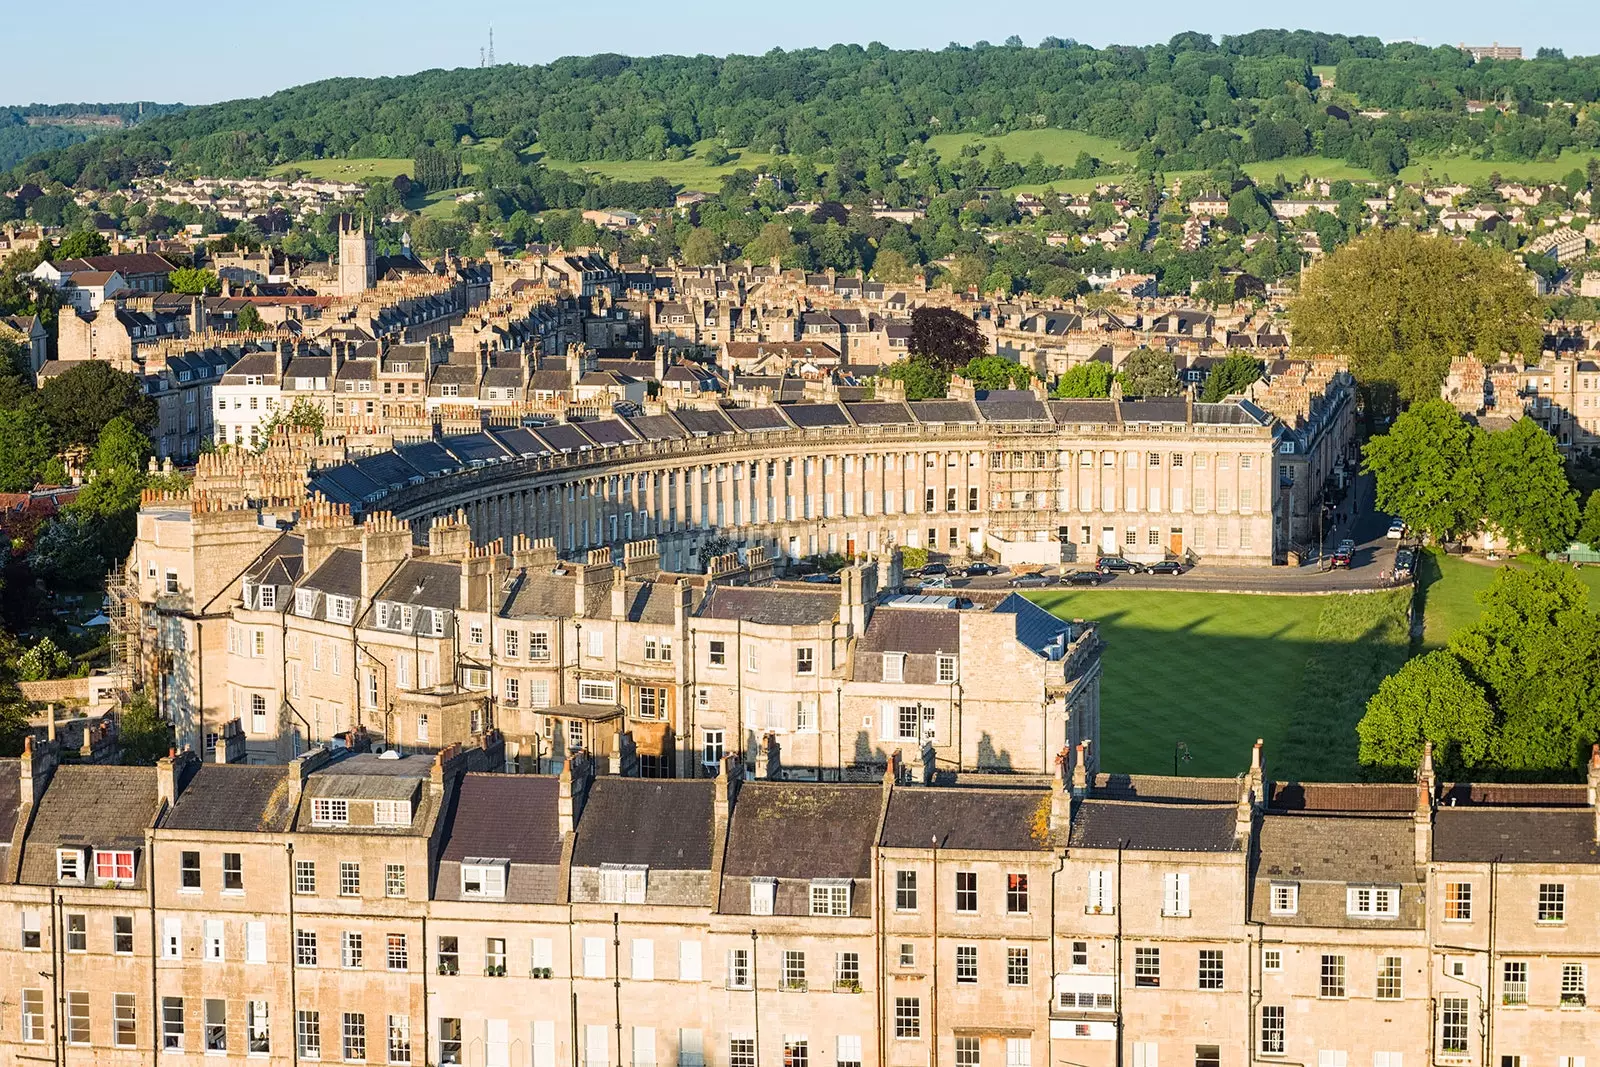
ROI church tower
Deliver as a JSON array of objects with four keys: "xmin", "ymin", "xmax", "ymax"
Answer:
[{"xmin": 337, "ymin": 215, "xmax": 376, "ymax": 296}]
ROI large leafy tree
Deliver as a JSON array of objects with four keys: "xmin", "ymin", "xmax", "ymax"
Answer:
[
  {"xmin": 1054, "ymin": 362, "xmax": 1114, "ymax": 398},
  {"xmin": 168, "ymin": 267, "xmax": 219, "ymax": 295},
  {"xmin": 908, "ymin": 306, "xmax": 986, "ymax": 371},
  {"xmin": 36, "ymin": 361, "xmax": 156, "ymax": 449},
  {"xmin": 54, "ymin": 230, "xmax": 110, "ymax": 259},
  {"xmin": 1199, "ymin": 352, "xmax": 1263, "ymax": 401},
  {"xmin": 1290, "ymin": 230, "xmax": 1543, "ymax": 406},
  {"xmin": 1362, "ymin": 400, "xmax": 1483, "ymax": 542},
  {"xmin": 1358, "ymin": 563, "xmax": 1600, "ymax": 780},
  {"xmin": 880, "ymin": 356, "xmax": 949, "ymax": 401},
  {"xmin": 1356, "ymin": 651, "xmax": 1495, "ymax": 778},
  {"xmin": 1117, "ymin": 348, "xmax": 1181, "ymax": 398},
  {"xmin": 961, "ymin": 356, "xmax": 1031, "ymax": 391},
  {"xmin": 1578, "ymin": 490, "xmax": 1600, "ymax": 548},
  {"xmin": 1475, "ymin": 417, "xmax": 1578, "ymax": 553},
  {"xmin": 0, "ymin": 407, "xmax": 51, "ymax": 492}
]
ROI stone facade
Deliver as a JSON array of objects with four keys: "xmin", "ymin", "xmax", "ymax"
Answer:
[{"xmin": 3, "ymin": 738, "xmax": 1599, "ymax": 1067}]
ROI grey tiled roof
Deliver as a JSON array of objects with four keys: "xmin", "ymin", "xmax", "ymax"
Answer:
[
  {"xmin": 726, "ymin": 407, "xmax": 791, "ymax": 432},
  {"xmin": 20, "ymin": 766, "xmax": 161, "ymax": 885},
  {"xmin": 377, "ymin": 560, "xmax": 463, "ymax": 610},
  {"xmin": 164, "ymin": 765, "xmax": 296, "ymax": 833},
  {"xmin": 990, "ymin": 593, "xmax": 1074, "ymax": 658},
  {"xmin": 1068, "ymin": 800, "xmax": 1241, "ymax": 852},
  {"xmin": 572, "ymin": 779, "xmax": 715, "ymax": 871},
  {"xmin": 438, "ymin": 774, "xmax": 561, "ymax": 865},
  {"xmin": 299, "ymin": 548, "xmax": 362, "ymax": 599},
  {"xmin": 723, "ymin": 782, "xmax": 881, "ymax": 880},
  {"xmin": 1433, "ymin": 807, "xmax": 1600, "ymax": 864},
  {"xmin": 698, "ymin": 585, "xmax": 837, "ymax": 626},
  {"xmin": 882, "ymin": 786, "xmax": 1054, "ymax": 851}
]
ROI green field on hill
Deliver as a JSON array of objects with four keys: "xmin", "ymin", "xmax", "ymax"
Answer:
[
  {"xmin": 923, "ymin": 128, "xmax": 1130, "ymax": 168},
  {"xmin": 1028, "ymin": 587, "xmax": 1411, "ymax": 783},
  {"xmin": 531, "ymin": 140, "xmax": 785, "ymax": 189}
]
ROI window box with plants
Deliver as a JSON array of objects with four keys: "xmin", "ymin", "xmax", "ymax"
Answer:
[
  {"xmin": 531, "ymin": 967, "xmax": 554, "ymax": 979},
  {"xmin": 484, "ymin": 964, "xmax": 506, "ymax": 977}
]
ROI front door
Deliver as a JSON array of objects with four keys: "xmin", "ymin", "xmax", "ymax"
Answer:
[
  {"xmin": 1100, "ymin": 527, "xmax": 1117, "ymax": 555},
  {"xmin": 1169, "ymin": 528, "xmax": 1184, "ymax": 556}
]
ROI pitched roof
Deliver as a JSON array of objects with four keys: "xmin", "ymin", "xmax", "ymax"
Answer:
[
  {"xmin": 856, "ymin": 606, "xmax": 960, "ymax": 657},
  {"xmin": 723, "ymin": 782, "xmax": 880, "ymax": 880},
  {"xmin": 300, "ymin": 547, "xmax": 362, "ymax": 598},
  {"xmin": 1254, "ymin": 813, "xmax": 1419, "ymax": 884},
  {"xmin": 882, "ymin": 786, "xmax": 1054, "ymax": 851},
  {"xmin": 438, "ymin": 774, "xmax": 562, "ymax": 865},
  {"xmin": 698, "ymin": 585, "xmax": 836, "ymax": 626},
  {"xmin": 20, "ymin": 766, "xmax": 161, "ymax": 884},
  {"xmin": 1068, "ymin": 800, "xmax": 1240, "ymax": 852},
  {"xmin": 1433, "ymin": 807, "xmax": 1600, "ymax": 864},
  {"xmin": 571, "ymin": 778, "xmax": 715, "ymax": 870},
  {"xmin": 163, "ymin": 765, "xmax": 296, "ymax": 833}
]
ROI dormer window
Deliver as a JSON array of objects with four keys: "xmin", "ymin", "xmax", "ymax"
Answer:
[
  {"xmin": 57, "ymin": 848, "xmax": 85, "ymax": 883},
  {"xmin": 372, "ymin": 800, "xmax": 412, "ymax": 827},
  {"xmin": 94, "ymin": 850, "xmax": 136, "ymax": 884},
  {"xmin": 750, "ymin": 877, "xmax": 776, "ymax": 916},
  {"xmin": 1269, "ymin": 883, "xmax": 1299, "ymax": 916},
  {"xmin": 311, "ymin": 798, "xmax": 349, "ymax": 826},
  {"xmin": 461, "ymin": 859, "xmax": 508, "ymax": 899},
  {"xmin": 882, "ymin": 653, "xmax": 905, "ymax": 684},
  {"xmin": 296, "ymin": 589, "xmax": 319, "ymax": 616},
  {"xmin": 256, "ymin": 585, "xmax": 276, "ymax": 611},
  {"xmin": 1347, "ymin": 885, "xmax": 1400, "ymax": 918},
  {"xmin": 327, "ymin": 597, "xmax": 353, "ymax": 624},
  {"xmin": 599, "ymin": 864, "xmax": 648, "ymax": 904},
  {"xmin": 809, "ymin": 879, "xmax": 851, "ymax": 917}
]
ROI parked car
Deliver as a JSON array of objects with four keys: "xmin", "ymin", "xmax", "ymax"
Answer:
[
  {"xmin": 801, "ymin": 572, "xmax": 840, "ymax": 584},
  {"xmin": 1146, "ymin": 560, "xmax": 1187, "ymax": 576},
  {"xmin": 920, "ymin": 575, "xmax": 950, "ymax": 589},
  {"xmin": 1394, "ymin": 547, "xmax": 1416, "ymax": 579},
  {"xmin": 1096, "ymin": 556, "xmax": 1144, "ymax": 574},
  {"xmin": 1386, "ymin": 520, "xmax": 1406, "ymax": 540},
  {"xmin": 1008, "ymin": 572, "xmax": 1055, "ymax": 588},
  {"xmin": 964, "ymin": 561, "xmax": 999, "ymax": 577},
  {"xmin": 919, "ymin": 563, "xmax": 949, "ymax": 578},
  {"xmin": 1331, "ymin": 539, "xmax": 1355, "ymax": 569},
  {"xmin": 1065, "ymin": 569, "xmax": 1103, "ymax": 586}
]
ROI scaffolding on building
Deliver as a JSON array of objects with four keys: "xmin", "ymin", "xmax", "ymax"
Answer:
[{"xmin": 104, "ymin": 564, "xmax": 142, "ymax": 694}]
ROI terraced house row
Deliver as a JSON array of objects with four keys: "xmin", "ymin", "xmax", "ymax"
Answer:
[
  {"xmin": 3, "ymin": 735, "xmax": 1598, "ymax": 1067},
  {"xmin": 126, "ymin": 492, "xmax": 1104, "ymax": 777}
]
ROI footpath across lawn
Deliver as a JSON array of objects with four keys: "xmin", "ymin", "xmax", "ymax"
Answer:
[{"xmin": 1028, "ymin": 588, "xmax": 1411, "ymax": 781}]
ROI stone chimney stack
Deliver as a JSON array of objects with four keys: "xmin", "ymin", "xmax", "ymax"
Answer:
[
  {"xmin": 1417, "ymin": 741, "xmax": 1438, "ymax": 863},
  {"xmin": 1070, "ymin": 740, "xmax": 1090, "ymax": 798},
  {"xmin": 610, "ymin": 565, "xmax": 628, "ymax": 620},
  {"xmin": 882, "ymin": 750, "xmax": 903, "ymax": 792},
  {"xmin": 1236, "ymin": 738, "xmax": 1266, "ymax": 843},
  {"xmin": 360, "ymin": 512, "xmax": 412, "ymax": 602},
  {"xmin": 623, "ymin": 539, "xmax": 661, "ymax": 579},
  {"xmin": 19, "ymin": 736, "xmax": 60, "ymax": 806},
  {"xmin": 713, "ymin": 752, "xmax": 742, "ymax": 831},
  {"xmin": 1050, "ymin": 746, "xmax": 1072, "ymax": 833},
  {"xmin": 427, "ymin": 511, "xmax": 474, "ymax": 560}
]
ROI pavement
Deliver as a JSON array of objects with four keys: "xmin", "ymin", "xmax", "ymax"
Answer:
[{"xmin": 921, "ymin": 474, "xmax": 1417, "ymax": 596}]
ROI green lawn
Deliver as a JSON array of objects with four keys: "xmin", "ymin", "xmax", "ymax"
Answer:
[
  {"xmin": 1416, "ymin": 548, "xmax": 1600, "ymax": 649},
  {"xmin": 1400, "ymin": 149, "xmax": 1600, "ymax": 185},
  {"xmin": 270, "ymin": 156, "xmax": 481, "ymax": 183},
  {"xmin": 923, "ymin": 128, "xmax": 1129, "ymax": 169},
  {"xmin": 1241, "ymin": 156, "xmax": 1379, "ymax": 183},
  {"xmin": 530, "ymin": 139, "xmax": 785, "ymax": 189},
  {"xmin": 1028, "ymin": 588, "xmax": 1410, "ymax": 781}
]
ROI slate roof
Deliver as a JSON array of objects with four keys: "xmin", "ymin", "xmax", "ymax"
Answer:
[
  {"xmin": 20, "ymin": 766, "xmax": 161, "ymax": 884},
  {"xmin": 572, "ymin": 779, "xmax": 715, "ymax": 871},
  {"xmin": 534, "ymin": 423, "xmax": 593, "ymax": 452},
  {"xmin": 723, "ymin": 783, "xmax": 880, "ymax": 879},
  {"xmin": 1433, "ymin": 807, "xmax": 1600, "ymax": 864},
  {"xmin": 882, "ymin": 787, "xmax": 1054, "ymax": 851},
  {"xmin": 674, "ymin": 408, "xmax": 736, "ymax": 435},
  {"xmin": 989, "ymin": 593, "xmax": 1075, "ymax": 657},
  {"xmin": 626, "ymin": 414, "xmax": 689, "ymax": 440},
  {"xmin": 1068, "ymin": 800, "xmax": 1240, "ymax": 852},
  {"xmin": 909, "ymin": 400, "xmax": 979, "ymax": 423},
  {"xmin": 1050, "ymin": 399, "xmax": 1119, "ymax": 424},
  {"xmin": 0, "ymin": 759, "xmax": 21, "ymax": 845},
  {"xmin": 856, "ymin": 606, "xmax": 960, "ymax": 656},
  {"xmin": 976, "ymin": 391, "xmax": 1048, "ymax": 422},
  {"xmin": 438, "ymin": 774, "xmax": 561, "ymax": 865},
  {"xmin": 579, "ymin": 419, "xmax": 637, "ymax": 446},
  {"xmin": 1254, "ymin": 813, "xmax": 1419, "ymax": 884},
  {"xmin": 726, "ymin": 407, "xmax": 791, "ymax": 432},
  {"xmin": 846, "ymin": 402, "xmax": 914, "ymax": 426},
  {"xmin": 163, "ymin": 765, "xmax": 296, "ymax": 833},
  {"xmin": 1121, "ymin": 398, "xmax": 1188, "ymax": 424},
  {"xmin": 377, "ymin": 560, "xmax": 464, "ymax": 610},
  {"xmin": 698, "ymin": 585, "xmax": 837, "ymax": 626},
  {"xmin": 1268, "ymin": 781, "xmax": 1417, "ymax": 813},
  {"xmin": 785, "ymin": 403, "xmax": 850, "ymax": 428},
  {"xmin": 299, "ymin": 547, "xmax": 362, "ymax": 598}
]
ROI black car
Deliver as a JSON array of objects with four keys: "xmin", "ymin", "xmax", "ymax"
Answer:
[
  {"xmin": 1008, "ymin": 572, "xmax": 1054, "ymax": 588},
  {"xmin": 964, "ymin": 561, "xmax": 999, "ymax": 576},
  {"xmin": 1146, "ymin": 560, "xmax": 1187, "ymax": 576},
  {"xmin": 1096, "ymin": 556, "xmax": 1144, "ymax": 574},
  {"xmin": 1065, "ymin": 569, "xmax": 1103, "ymax": 586},
  {"xmin": 919, "ymin": 563, "xmax": 949, "ymax": 577}
]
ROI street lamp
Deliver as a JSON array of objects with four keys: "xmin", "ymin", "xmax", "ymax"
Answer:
[{"xmin": 1173, "ymin": 741, "xmax": 1192, "ymax": 777}]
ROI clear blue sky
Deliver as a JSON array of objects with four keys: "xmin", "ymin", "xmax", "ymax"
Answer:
[{"xmin": 4, "ymin": 0, "xmax": 1595, "ymax": 105}]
